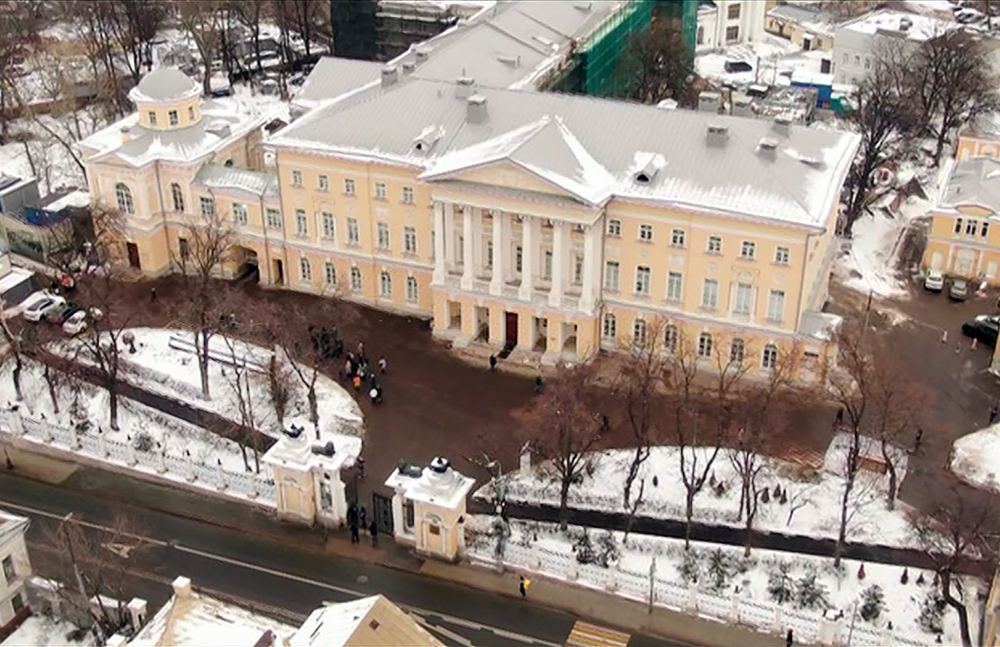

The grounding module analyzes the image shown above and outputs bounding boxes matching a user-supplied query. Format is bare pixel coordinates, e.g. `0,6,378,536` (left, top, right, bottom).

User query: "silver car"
950,279,969,301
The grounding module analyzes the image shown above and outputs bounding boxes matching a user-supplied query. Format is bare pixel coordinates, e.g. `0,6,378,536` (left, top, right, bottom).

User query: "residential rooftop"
766,3,838,36
837,7,953,42
290,595,442,647
939,156,1000,213
291,58,385,113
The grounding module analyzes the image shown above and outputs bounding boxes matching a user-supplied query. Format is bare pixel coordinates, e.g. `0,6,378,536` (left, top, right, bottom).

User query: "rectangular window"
954,217,963,234
775,246,790,264
734,282,753,315
178,237,189,259
768,289,786,323
402,227,417,254
602,313,616,339
344,178,355,195
11,592,23,613
402,186,414,204
324,262,336,285
727,2,740,19
318,175,329,191
726,25,740,42
199,196,215,217
232,202,248,226
740,240,756,259
2,555,14,583
984,222,991,238
633,319,647,346
377,222,390,249
966,219,978,236
635,265,651,295
607,219,621,237
292,170,303,187
667,271,683,301
350,267,362,291
573,253,583,284
707,236,722,254
516,246,523,273
188,106,195,120
639,224,654,242
347,218,360,244
671,229,685,247
266,208,282,230
702,279,719,309
406,276,418,302
544,250,553,280
295,209,308,236
322,212,335,239
605,260,620,291
148,111,157,126
300,257,311,281
168,109,178,126
380,271,392,297
374,182,387,200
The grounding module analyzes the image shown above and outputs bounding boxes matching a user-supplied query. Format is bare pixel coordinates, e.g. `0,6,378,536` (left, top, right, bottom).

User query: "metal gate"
372,492,393,535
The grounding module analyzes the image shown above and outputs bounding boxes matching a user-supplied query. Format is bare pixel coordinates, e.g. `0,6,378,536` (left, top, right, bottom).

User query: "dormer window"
413,126,443,153
188,106,195,121
632,152,665,184
148,111,157,126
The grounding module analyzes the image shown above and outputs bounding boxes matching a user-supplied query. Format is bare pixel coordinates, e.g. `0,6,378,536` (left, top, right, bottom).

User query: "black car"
45,303,81,324
961,315,1000,346
724,60,753,73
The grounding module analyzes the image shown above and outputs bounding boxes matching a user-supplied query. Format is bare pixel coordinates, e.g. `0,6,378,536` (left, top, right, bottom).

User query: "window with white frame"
374,182,387,200
295,209,307,236
983,221,991,238
178,237,189,259
233,202,248,226
740,240,756,259
544,250,553,280
734,283,753,315
380,270,392,297
292,170,303,187
731,338,745,364
516,246,523,272
170,183,184,212
707,236,722,254
344,178,355,195
350,266,362,291
602,313,616,339
148,111,157,126
377,222,390,249
299,257,311,281
404,226,417,254
633,318,647,346
115,183,134,215
168,109,178,126
698,332,713,358
667,271,683,301
775,246,790,264
318,175,329,191
605,260,620,291
671,228,685,247
486,240,493,269
635,265,651,295
322,212,335,239
573,254,583,284
966,219,978,236
406,275,418,302
767,289,785,323
347,218,360,244
266,208,282,230
701,279,718,309
607,219,622,237
200,196,215,217
954,217,963,234
762,343,778,369
402,186,414,204
324,262,336,285
640,224,654,242
664,325,678,353
727,2,740,19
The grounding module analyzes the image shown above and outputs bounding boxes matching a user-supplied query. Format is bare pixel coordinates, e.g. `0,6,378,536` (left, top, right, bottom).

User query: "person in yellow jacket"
519,575,530,598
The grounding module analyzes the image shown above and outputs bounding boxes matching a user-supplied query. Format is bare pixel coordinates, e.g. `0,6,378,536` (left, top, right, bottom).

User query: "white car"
4,290,55,318
23,295,65,322
62,308,101,336
924,270,944,292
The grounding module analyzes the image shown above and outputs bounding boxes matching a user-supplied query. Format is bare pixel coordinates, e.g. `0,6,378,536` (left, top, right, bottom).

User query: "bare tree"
67,0,131,118
520,366,604,530
0,300,28,401
616,19,694,106
176,0,225,96
267,351,296,429
106,0,167,84
0,5,41,141
218,330,263,472
231,0,267,76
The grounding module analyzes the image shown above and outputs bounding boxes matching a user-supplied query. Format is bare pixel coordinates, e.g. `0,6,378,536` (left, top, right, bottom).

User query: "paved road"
0,471,684,647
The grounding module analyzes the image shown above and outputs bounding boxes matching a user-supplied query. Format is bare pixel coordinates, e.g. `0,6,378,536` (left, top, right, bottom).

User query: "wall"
922,205,1000,282
956,133,1000,162
0,522,30,630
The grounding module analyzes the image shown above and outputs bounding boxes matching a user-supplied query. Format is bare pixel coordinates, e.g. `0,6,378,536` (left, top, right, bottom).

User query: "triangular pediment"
430,159,586,201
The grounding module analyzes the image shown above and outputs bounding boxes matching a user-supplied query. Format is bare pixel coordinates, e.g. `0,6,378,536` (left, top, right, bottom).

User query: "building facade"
765,3,836,51
0,510,30,636
832,8,951,85
695,0,769,52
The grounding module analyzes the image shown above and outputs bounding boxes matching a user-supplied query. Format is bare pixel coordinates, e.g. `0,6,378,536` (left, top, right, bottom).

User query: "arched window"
380,270,392,297
632,318,647,347
170,183,184,212
299,257,311,282
762,343,778,369
115,183,134,215
730,338,745,364
697,332,713,358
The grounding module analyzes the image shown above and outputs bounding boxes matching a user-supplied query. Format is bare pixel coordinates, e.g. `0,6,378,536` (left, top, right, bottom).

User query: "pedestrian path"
565,621,630,647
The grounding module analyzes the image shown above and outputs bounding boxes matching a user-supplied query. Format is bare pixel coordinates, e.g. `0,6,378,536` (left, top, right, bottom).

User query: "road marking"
0,499,167,546
565,621,630,647
413,615,473,646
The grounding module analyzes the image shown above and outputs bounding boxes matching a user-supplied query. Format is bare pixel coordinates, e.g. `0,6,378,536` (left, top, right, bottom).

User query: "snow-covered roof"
798,311,842,341
291,597,378,647
940,156,1000,213
963,111,1000,140
129,67,201,103
43,189,91,212
766,4,837,36
194,165,279,198
272,77,860,228
0,508,29,546
837,8,953,42
292,58,385,112
263,427,362,473
79,98,264,168
290,595,443,647
384,457,475,508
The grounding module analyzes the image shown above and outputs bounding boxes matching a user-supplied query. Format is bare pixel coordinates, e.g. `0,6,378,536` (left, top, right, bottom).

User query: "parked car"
924,269,944,292
7,290,56,318
962,314,1000,346
62,308,102,336
950,279,969,301
24,295,65,322
45,303,81,324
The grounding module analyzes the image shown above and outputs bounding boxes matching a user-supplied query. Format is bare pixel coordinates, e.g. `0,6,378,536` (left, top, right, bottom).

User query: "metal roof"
292,57,385,109
941,156,1000,213
130,67,200,103
195,165,280,198
271,77,860,228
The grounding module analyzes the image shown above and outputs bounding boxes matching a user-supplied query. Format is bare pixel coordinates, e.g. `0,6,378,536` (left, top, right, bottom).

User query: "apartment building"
0,510,30,636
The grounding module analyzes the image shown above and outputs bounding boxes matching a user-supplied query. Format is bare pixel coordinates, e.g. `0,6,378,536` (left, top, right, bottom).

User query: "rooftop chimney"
757,137,779,160
772,115,793,136
706,123,729,147
414,46,430,61
456,76,475,99
172,576,192,599
698,91,721,114
120,126,132,143
732,97,752,118
381,66,399,87
467,95,488,124
402,61,416,75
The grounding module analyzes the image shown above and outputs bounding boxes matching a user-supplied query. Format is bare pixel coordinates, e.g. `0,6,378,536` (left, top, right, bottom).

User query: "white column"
471,208,483,276
549,221,567,308
443,202,455,272
580,223,601,314
490,211,505,296
519,215,537,302
461,207,474,290
432,200,446,285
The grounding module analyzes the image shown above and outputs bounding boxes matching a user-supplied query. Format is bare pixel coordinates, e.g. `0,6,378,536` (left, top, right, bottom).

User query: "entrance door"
126,242,141,270
273,259,284,285
505,312,518,345
372,492,393,535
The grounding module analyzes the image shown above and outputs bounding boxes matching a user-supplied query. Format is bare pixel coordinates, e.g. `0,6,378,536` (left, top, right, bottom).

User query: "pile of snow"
483,445,921,549
466,517,972,647
1,614,93,647
952,423,1000,492
836,210,912,299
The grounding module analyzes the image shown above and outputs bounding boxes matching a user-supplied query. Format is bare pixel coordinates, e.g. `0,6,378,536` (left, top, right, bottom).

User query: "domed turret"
129,67,203,131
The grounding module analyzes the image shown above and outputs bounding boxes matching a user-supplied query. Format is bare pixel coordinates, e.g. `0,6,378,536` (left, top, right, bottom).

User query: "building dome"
129,67,200,104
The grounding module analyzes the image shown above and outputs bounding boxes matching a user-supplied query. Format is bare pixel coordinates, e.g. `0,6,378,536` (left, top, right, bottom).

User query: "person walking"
489,355,497,372
519,575,530,598
378,356,387,374
785,628,794,647
349,520,359,544
534,375,543,394
914,427,923,453
359,506,368,534
150,287,157,303
369,521,378,547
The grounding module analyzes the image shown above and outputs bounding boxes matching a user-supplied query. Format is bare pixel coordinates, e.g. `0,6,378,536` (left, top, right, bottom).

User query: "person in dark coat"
785,628,794,647
369,521,378,547
359,506,368,532
534,375,543,394
489,355,497,372
349,521,359,543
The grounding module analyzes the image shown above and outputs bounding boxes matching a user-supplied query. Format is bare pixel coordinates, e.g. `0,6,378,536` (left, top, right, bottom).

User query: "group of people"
342,343,387,405
347,502,378,546
309,325,345,361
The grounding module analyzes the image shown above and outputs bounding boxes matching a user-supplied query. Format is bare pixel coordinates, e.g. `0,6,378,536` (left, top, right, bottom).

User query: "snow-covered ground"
695,36,811,87
1,614,92,647
951,422,1000,492
481,445,922,549
837,208,913,299
467,517,971,647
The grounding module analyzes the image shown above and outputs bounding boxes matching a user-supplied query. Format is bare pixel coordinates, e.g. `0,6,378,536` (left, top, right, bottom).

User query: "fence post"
158,450,167,474
567,557,578,581
879,627,893,645
127,436,137,466
685,586,698,613
42,420,53,443
185,451,195,482
605,565,618,592
217,460,228,491
71,423,80,449
7,406,24,436
729,593,740,623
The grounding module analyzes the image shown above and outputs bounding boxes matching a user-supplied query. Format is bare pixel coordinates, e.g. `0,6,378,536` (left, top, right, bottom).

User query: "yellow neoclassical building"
81,63,860,381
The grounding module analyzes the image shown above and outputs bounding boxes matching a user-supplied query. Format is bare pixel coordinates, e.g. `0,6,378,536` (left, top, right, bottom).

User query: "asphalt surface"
0,471,684,647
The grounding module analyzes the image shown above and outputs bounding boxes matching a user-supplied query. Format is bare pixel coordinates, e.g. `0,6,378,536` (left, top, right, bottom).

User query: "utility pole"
647,557,657,614
62,513,86,600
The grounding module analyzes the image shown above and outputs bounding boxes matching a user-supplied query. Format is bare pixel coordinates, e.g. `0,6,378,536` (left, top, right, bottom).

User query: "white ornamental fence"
0,407,275,507
469,543,932,647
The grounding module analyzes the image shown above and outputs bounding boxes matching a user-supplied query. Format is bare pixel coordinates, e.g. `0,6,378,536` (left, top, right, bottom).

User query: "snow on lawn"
695,36,805,85
951,422,1000,493
0,359,262,476
483,446,921,549
466,516,971,647
836,210,912,299
1,614,93,647
53,328,363,442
